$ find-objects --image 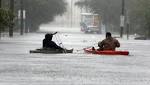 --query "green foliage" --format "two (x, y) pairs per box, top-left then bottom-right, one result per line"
(0, 8), (14, 28)
(129, 0), (150, 37)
